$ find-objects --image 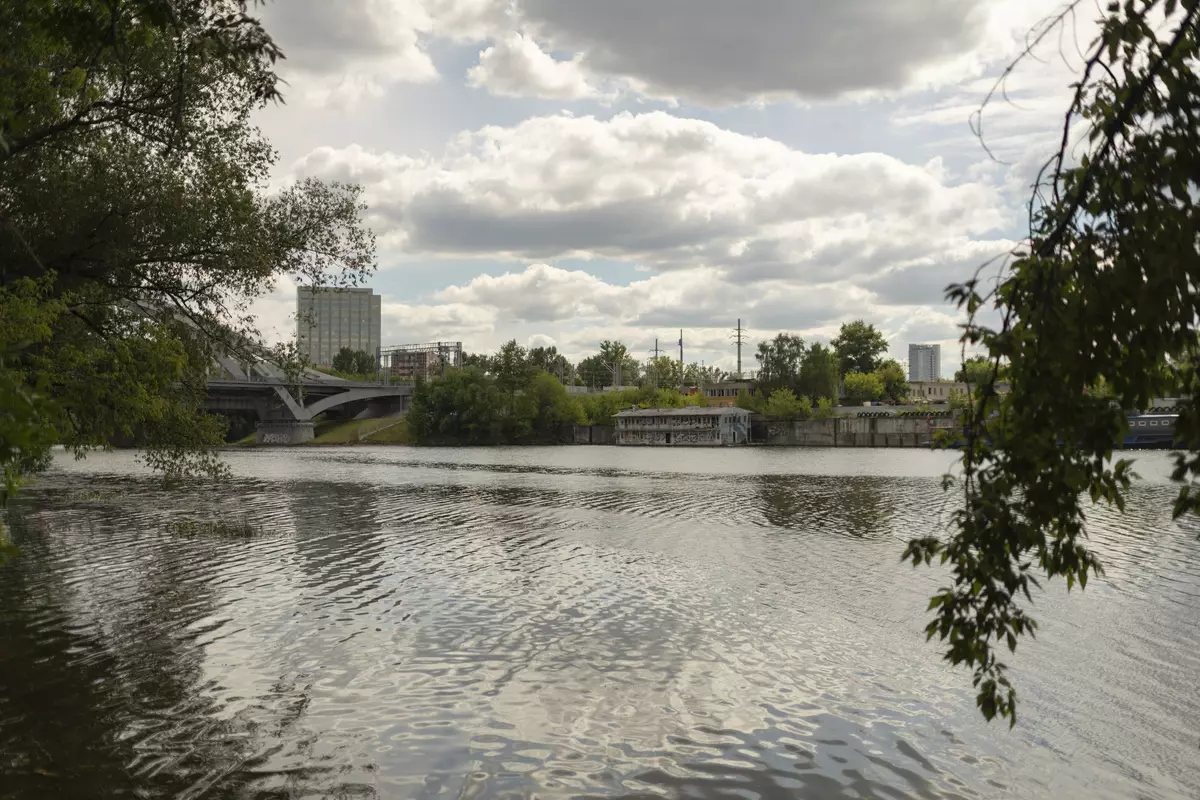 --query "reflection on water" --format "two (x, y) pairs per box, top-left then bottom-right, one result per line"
(2, 447), (1199, 799)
